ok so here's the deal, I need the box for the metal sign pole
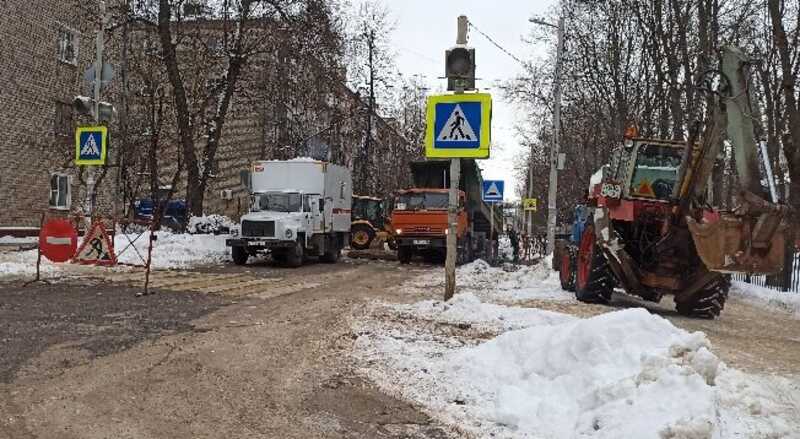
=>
[444,15,469,301]
[85,0,106,226]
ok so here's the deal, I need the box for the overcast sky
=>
[385,0,557,201]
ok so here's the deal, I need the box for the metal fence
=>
[730,250,800,293]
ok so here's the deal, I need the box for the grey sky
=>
[386,0,557,201]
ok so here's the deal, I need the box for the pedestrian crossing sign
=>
[75,126,108,165]
[425,93,491,159]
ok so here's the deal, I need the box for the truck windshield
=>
[395,192,449,210]
[630,144,683,200]
[253,192,302,212]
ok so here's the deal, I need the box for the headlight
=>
[395,229,402,235]
[285,229,293,239]
[445,228,449,235]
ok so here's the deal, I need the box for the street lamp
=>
[529,13,565,256]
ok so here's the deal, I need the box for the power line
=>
[467,20,528,67]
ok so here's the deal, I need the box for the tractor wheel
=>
[286,240,305,268]
[575,225,615,303]
[320,245,341,263]
[675,274,729,318]
[559,245,577,292]
[350,224,375,250]
[397,246,413,264]
[231,246,248,266]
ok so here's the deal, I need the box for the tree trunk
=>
[157,0,199,214]
[768,0,800,222]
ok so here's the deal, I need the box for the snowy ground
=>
[0,231,230,279]
[353,261,800,438]
[730,281,800,319]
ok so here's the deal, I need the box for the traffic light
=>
[73,96,115,123]
[445,46,476,91]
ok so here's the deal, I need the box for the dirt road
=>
[0,260,452,439]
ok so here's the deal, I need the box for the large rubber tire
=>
[286,240,305,268]
[231,246,248,266]
[675,274,730,318]
[575,225,615,303]
[398,246,413,264]
[321,244,341,263]
[559,245,577,292]
[350,224,375,250]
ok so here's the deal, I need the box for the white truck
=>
[226,159,352,267]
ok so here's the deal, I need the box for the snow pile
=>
[114,231,229,269]
[412,259,568,303]
[392,292,572,332]
[186,214,234,235]
[355,296,799,438]
[730,281,800,318]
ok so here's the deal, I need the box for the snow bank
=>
[730,281,800,318]
[413,259,569,303]
[114,231,229,269]
[0,231,230,278]
[392,292,573,332]
[356,295,799,438]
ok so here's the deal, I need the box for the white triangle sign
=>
[485,182,501,197]
[436,104,477,142]
[81,134,100,156]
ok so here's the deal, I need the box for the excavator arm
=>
[684,45,789,274]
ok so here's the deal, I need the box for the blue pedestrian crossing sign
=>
[425,93,492,159]
[75,126,108,165]
[482,180,504,203]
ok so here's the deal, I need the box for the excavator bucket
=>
[687,194,788,274]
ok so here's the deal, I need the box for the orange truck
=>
[392,160,502,264]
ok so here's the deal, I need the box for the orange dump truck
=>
[392,160,503,264]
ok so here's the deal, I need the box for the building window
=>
[49,173,71,210]
[54,101,73,137]
[57,27,79,65]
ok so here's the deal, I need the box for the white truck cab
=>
[226,160,352,267]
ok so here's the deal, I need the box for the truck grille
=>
[406,225,444,235]
[242,220,275,237]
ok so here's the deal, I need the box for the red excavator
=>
[557,46,790,318]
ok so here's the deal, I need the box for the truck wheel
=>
[286,240,305,268]
[575,225,614,303]
[398,246,413,264]
[559,245,577,292]
[675,274,729,318]
[231,246,248,266]
[321,244,341,263]
[350,224,375,250]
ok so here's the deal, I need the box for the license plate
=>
[413,239,430,245]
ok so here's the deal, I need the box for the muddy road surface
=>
[0,260,452,439]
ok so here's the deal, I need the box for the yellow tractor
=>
[350,195,397,250]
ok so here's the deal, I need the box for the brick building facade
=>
[0,0,107,226]
[0,3,417,227]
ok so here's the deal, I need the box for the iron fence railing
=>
[730,250,800,293]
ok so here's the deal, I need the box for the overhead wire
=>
[467,20,528,68]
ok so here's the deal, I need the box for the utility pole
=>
[115,0,131,221]
[85,0,107,225]
[546,14,564,256]
[444,15,469,301]
[363,28,375,194]
[530,12,565,256]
